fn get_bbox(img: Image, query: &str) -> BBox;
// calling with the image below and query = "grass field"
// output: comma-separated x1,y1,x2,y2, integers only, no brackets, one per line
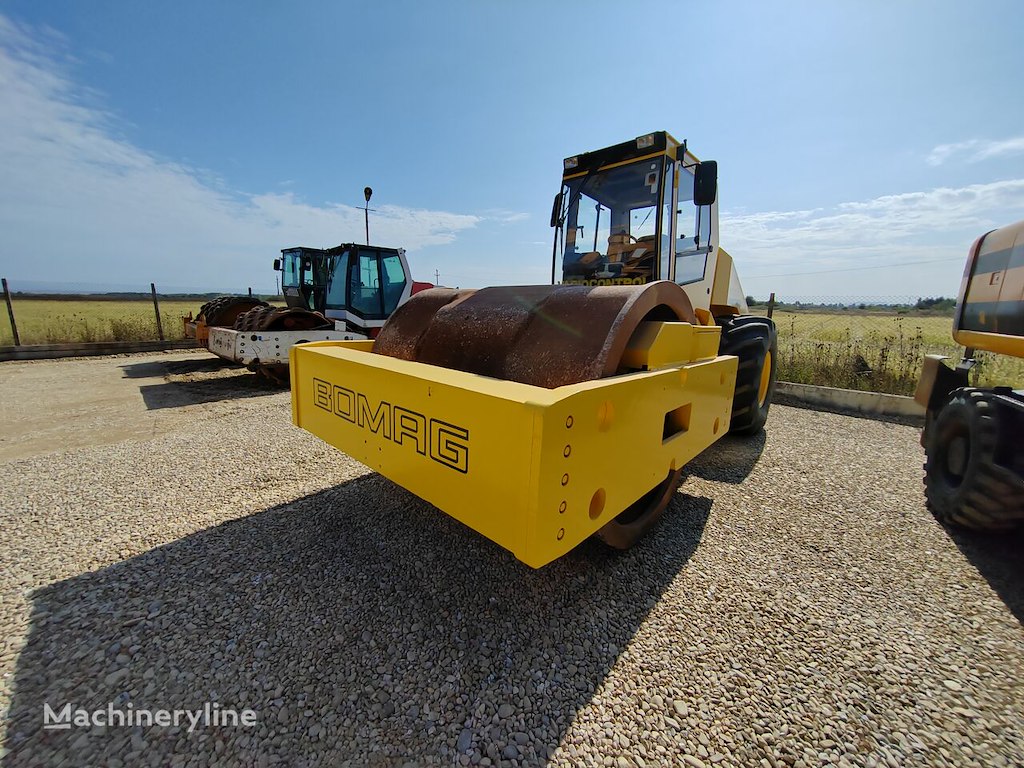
3,299,1021,395
0,299,201,346
759,309,1024,395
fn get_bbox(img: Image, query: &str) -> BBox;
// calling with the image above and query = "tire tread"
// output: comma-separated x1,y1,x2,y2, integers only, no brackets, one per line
924,388,1024,530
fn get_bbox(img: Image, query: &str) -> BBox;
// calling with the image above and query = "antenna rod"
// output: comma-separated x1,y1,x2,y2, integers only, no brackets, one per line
363,186,373,245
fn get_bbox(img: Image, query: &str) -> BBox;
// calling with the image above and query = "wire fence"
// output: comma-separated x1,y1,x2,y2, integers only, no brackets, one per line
0,279,275,348
2,283,1018,396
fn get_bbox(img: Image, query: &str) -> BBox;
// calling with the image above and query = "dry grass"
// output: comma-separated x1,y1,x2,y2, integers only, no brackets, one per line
0,299,201,345
761,310,1024,395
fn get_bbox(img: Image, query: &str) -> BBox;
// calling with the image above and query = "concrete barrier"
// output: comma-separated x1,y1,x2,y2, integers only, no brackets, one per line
0,340,199,362
776,381,924,424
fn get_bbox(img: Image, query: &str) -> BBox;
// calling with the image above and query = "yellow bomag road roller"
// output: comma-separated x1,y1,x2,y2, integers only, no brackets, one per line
290,132,777,568
915,219,1024,529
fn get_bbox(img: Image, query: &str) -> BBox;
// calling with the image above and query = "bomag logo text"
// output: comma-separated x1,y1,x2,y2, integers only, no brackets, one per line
312,378,469,473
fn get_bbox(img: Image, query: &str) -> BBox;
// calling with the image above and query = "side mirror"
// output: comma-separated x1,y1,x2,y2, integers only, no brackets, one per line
550,191,564,227
693,161,718,206
272,259,281,271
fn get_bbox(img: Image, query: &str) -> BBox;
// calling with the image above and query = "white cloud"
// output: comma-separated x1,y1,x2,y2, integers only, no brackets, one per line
724,179,1024,297
926,136,1024,166
480,209,530,225
0,14,482,292
247,194,480,249
728,179,1024,252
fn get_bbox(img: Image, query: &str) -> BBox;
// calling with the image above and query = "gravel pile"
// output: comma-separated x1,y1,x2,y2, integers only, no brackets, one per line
1,355,1022,767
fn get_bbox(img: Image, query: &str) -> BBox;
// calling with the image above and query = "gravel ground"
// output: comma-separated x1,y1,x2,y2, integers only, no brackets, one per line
1,352,1022,767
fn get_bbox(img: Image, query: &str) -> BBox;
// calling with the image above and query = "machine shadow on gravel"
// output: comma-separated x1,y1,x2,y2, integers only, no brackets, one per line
120,357,284,410
943,525,1024,625
686,430,766,484
131,373,283,410
119,358,230,379
4,476,710,766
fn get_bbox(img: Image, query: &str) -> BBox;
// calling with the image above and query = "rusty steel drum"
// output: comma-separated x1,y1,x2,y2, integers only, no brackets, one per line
373,281,697,388
373,281,700,548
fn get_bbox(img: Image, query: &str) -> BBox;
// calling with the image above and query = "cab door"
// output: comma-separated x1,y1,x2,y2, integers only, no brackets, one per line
380,251,409,314
349,250,385,319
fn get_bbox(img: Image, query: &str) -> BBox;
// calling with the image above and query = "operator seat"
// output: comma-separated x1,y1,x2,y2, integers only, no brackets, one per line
607,232,650,264
606,233,634,264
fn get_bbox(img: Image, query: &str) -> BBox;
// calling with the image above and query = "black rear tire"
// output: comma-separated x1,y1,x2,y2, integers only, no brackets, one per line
717,315,778,435
924,388,1024,530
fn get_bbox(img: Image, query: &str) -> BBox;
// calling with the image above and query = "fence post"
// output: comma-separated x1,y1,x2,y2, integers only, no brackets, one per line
150,282,165,341
2,278,20,346
767,292,776,319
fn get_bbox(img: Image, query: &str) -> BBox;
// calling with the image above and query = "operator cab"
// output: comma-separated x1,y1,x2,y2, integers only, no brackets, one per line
322,244,412,332
275,247,327,311
551,131,741,315
274,244,413,333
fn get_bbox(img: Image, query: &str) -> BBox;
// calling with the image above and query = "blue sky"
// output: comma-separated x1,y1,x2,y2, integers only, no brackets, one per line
1,1,1023,299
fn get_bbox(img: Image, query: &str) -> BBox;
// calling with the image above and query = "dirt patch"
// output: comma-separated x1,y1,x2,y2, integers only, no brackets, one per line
0,350,282,461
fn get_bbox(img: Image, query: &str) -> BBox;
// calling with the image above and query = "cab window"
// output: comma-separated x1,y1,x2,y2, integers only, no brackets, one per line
675,167,710,285
349,251,384,317
325,250,350,310
281,252,301,289
381,254,408,314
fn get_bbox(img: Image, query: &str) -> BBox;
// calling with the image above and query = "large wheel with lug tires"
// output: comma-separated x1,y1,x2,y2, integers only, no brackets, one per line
717,315,778,435
924,388,1024,530
233,305,277,332
257,307,333,332
198,296,268,328
238,307,332,387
